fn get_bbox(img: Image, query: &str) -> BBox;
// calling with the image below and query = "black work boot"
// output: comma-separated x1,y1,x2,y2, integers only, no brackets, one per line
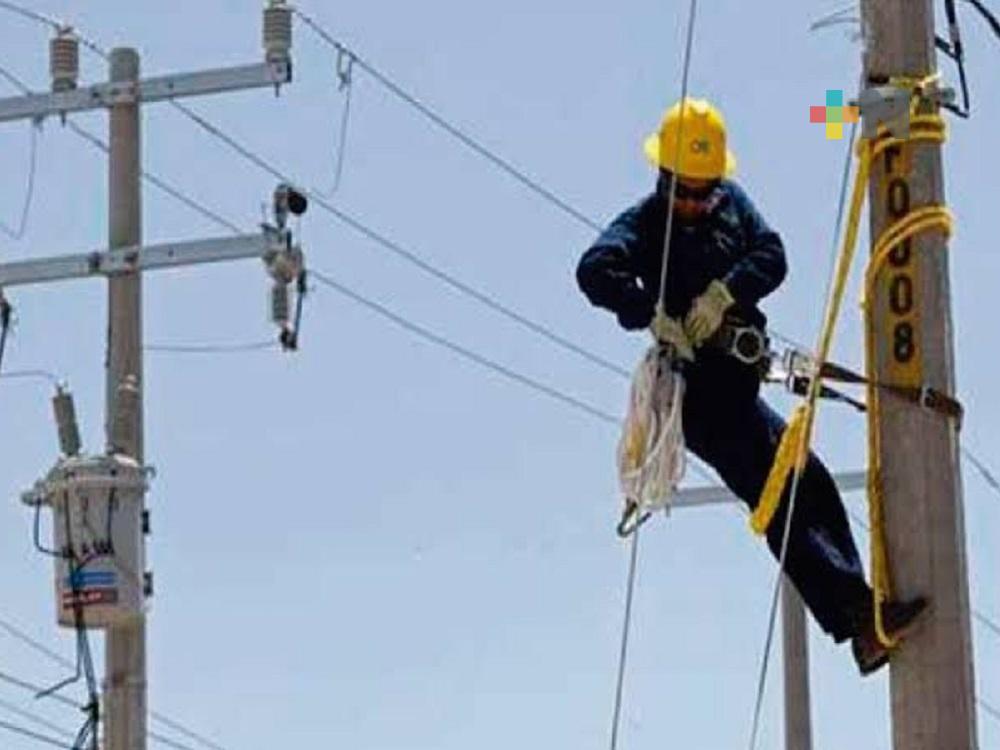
851,596,929,677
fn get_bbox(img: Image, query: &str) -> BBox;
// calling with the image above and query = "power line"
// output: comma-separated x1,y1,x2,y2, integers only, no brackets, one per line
0,0,58,30
310,266,715,482
65,122,245,235
962,446,1000,499
145,341,277,355
0,669,78,710
0,119,40,241
293,7,605,233
0,60,245,236
0,696,76,741
168,99,632,380
0,718,74,750
310,268,622,425
0,618,230,750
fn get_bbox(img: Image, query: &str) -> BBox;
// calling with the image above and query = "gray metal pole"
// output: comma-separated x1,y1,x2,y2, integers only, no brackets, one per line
104,47,147,750
859,2,977,748
781,578,812,750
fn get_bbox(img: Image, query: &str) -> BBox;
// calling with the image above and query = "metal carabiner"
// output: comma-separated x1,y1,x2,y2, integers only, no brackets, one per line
616,500,653,538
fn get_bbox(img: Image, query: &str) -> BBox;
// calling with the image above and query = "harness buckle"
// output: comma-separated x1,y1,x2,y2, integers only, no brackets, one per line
718,324,768,365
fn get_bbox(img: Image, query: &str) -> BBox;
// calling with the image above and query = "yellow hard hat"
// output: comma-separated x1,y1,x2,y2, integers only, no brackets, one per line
643,98,737,180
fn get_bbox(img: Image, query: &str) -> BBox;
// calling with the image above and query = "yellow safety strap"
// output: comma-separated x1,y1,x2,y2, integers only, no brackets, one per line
751,91,954,649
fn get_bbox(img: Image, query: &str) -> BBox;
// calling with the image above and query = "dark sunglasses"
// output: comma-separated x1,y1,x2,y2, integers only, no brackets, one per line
658,170,720,203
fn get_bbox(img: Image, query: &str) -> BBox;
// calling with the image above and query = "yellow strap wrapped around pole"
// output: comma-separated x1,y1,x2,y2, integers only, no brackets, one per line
752,104,952,649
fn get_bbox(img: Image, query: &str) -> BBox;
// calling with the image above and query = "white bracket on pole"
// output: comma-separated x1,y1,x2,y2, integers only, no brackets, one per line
672,471,867,509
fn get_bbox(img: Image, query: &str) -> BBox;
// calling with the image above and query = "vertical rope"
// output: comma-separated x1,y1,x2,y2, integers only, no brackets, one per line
655,0,701,308
608,3,700,748
609,527,642,750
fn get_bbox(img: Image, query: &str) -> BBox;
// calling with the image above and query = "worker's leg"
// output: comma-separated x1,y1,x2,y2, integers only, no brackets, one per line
683,390,870,642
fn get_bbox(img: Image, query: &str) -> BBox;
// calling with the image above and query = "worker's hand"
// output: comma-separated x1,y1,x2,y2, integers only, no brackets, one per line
616,288,655,331
650,308,694,361
684,279,734,346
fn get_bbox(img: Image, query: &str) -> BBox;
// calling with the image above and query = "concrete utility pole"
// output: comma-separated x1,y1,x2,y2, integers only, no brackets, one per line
104,48,146,750
781,579,812,750
860,1,977,747
0,6,303,750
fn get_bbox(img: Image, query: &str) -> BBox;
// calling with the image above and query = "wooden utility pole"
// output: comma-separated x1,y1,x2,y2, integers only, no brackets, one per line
104,47,147,750
860,1,977,748
781,579,812,750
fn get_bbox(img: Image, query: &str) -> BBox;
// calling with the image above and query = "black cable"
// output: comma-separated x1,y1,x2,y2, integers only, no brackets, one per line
293,7,604,233
0,120,40,240
966,0,1000,38
310,268,621,425
0,665,206,750
0,293,11,378
0,718,74,750
942,0,972,118
30,493,100,750
0,697,76,741
170,99,632,380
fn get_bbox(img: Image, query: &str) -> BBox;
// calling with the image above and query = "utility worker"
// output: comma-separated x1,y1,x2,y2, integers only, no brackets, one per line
576,98,926,675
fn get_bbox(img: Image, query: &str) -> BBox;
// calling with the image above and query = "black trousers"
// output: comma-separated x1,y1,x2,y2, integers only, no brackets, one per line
682,355,872,642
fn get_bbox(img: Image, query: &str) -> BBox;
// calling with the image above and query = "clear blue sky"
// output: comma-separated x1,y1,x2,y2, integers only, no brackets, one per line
1,1,998,749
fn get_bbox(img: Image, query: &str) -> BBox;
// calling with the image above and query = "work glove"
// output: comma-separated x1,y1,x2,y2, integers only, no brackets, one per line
684,279,734,346
649,308,694,361
616,287,655,331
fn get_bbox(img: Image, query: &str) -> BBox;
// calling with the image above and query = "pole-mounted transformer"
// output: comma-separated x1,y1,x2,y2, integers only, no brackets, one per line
22,381,153,630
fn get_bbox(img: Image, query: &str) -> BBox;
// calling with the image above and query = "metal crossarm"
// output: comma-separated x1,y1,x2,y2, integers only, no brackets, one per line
0,61,291,124
0,234,270,287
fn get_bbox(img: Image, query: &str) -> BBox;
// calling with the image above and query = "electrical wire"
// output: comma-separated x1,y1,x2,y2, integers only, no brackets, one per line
0,369,61,387
64,122,245,235
315,49,354,197
965,0,1000,39
168,99,632,380
962,446,1000,498
0,60,245,236
0,58,719,486
0,661,210,750
293,7,604,233
0,120,40,241
0,718,74,750
309,267,621,425
0,697,76,741
0,0,58,29
293,5,817,353
144,341,278,355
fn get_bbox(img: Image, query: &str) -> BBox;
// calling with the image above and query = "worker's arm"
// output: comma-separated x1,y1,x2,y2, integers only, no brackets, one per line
576,200,655,329
721,184,788,306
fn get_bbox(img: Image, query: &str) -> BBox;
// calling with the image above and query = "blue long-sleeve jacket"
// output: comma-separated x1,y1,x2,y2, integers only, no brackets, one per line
576,180,787,331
